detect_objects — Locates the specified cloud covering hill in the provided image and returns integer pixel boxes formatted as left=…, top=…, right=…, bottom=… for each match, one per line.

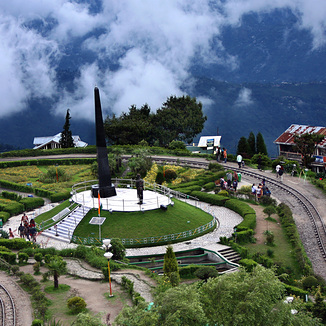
left=0, top=0, right=325, bottom=152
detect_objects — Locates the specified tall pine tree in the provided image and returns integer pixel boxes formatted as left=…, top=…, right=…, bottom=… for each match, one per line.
left=59, top=109, right=74, bottom=148
left=247, top=131, right=256, bottom=157
left=163, top=245, right=180, bottom=286
left=256, top=132, right=268, bottom=155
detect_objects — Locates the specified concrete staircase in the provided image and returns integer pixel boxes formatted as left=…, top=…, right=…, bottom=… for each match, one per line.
left=218, top=247, right=241, bottom=264
left=41, top=205, right=91, bottom=243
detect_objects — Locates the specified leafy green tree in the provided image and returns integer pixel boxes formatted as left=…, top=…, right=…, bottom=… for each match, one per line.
left=155, top=284, right=208, bottom=326
left=263, top=206, right=277, bottom=218
left=71, top=312, right=104, bottom=326
left=59, top=109, right=74, bottom=148
left=115, top=302, right=160, bottom=326
left=200, top=266, right=286, bottom=326
left=256, top=132, right=268, bottom=155
left=153, top=95, right=207, bottom=146
left=128, top=148, right=152, bottom=177
left=163, top=245, right=180, bottom=287
left=110, top=238, right=126, bottom=260
left=46, top=255, right=67, bottom=289
left=237, top=136, right=250, bottom=157
left=293, top=133, right=325, bottom=167
left=105, top=104, right=153, bottom=145
left=247, top=131, right=256, bottom=156
left=312, top=286, right=326, bottom=323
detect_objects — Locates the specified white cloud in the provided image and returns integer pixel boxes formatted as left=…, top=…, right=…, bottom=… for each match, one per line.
left=0, top=0, right=325, bottom=121
left=235, top=88, right=254, bottom=106
left=0, top=15, right=59, bottom=118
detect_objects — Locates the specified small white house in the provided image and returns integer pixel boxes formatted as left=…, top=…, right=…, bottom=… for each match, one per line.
left=33, top=133, right=88, bottom=150
left=198, top=136, right=221, bottom=151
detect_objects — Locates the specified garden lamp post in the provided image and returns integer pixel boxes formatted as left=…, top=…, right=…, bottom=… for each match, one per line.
left=102, top=239, right=114, bottom=297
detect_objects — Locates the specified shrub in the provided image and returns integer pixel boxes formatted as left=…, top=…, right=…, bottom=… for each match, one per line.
left=239, top=259, right=258, bottom=272
left=168, top=140, right=186, bottom=150
left=155, top=171, right=165, bottom=184
left=237, top=213, right=256, bottom=231
left=0, top=211, right=10, bottom=223
left=202, top=182, right=216, bottom=192
left=34, top=253, right=43, bottom=263
left=235, top=229, right=255, bottom=244
left=0, top=230, right=9, bottom=239
left=259, top=196, right=277, bottom=206
left=218, top=190, right=229, bottom=197
left=67, top=296, right=87, bottom=314
left=1, top=191, right=22, bottom=201
left=208, top=162, right=224, bottom=171
left=284, top=284, right=308, bottom=300
left=194, top=266, right=218, bottom=281
left=164, top=169, right=177, bottom=182
left=179, top=264, right=200, bottom=278
left=0, top=238, right=34, bottom=249
left=0, top=251, right=16, bottom=264
left=19, top=197, right=44, bottom=211
left=32, top=319, right=43, bottom=326
left=263, top=206, right=277, bottom=218
left=264, top=230, right=275, bottom=245
left=191, top=191, right=229, bottom=206
left=225, top=199, right=255, bottom=217
left=18, top=252, right=29, bottom=264
left=33, top=262, right=41, bottom=275
left=302, top=276, right=319, bottom=290
left=2, top=201, right=25, bottom=216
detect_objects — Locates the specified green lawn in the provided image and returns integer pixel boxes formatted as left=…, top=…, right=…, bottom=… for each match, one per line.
left=73, top=199, right=214, bottom=239
left=245, top=218, right=301, bottom=278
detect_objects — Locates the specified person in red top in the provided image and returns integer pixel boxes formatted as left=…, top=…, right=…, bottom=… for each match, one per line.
left=9, top=228, right=14, bottom=238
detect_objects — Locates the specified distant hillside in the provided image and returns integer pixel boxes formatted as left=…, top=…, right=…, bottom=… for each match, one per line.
left=193, top=80, right=326, bottom=157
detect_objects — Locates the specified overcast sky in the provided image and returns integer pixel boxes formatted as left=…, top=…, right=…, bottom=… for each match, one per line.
left=0, top=0, right=325, bottom=121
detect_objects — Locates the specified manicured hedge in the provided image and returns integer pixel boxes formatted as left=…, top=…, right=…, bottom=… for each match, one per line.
left=191, top=191, right=230, bottom=206
left=0, top=251, right=16, bottom=264
left=50, top=191, right=71, bottom=202
left=237, top=213, right=256, bottom=231
left=238, top=258, right=258, bottom=272
left=179, top=264, right=201, bottom=278
left=202, top=182, right=216, bottom=192
left=284, top=284, right=308, bottom=300
left=225, top=199, right=256, bottom=217
left=1, top=191, right=22, bottom=201
left=0, top=201, right=24, bottom=216
left=235, top=229, right=254, bottom=244
left=0, top=211, right=10, bottom=223
left=19, top=197, right=44, bottom=211
left=0, top=180, right=33, bottom=192
left=173, top=185, right=202, bottom=194
left=0, top=238, right=34, bottom=250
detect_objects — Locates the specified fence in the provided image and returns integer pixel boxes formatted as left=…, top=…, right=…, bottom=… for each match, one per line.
left=71, top=178, right=200, bottom=210
left=71, top=217, right=216, bottom=247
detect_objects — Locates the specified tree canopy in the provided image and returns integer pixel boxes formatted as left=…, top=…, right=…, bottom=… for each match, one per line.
left=104, top=96, right=206, bottom=147
left=293, top=133, right=325, bottom=167
left=59, top=109, right=74, bottom=148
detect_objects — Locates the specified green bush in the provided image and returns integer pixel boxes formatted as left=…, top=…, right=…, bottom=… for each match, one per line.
left=31, top=319, right=43, bottom=326
left=34, top=253, right=43, bottom=263
left=67, top=296, right=87, bottom=314
left=1, top=191, right=22, bottom=201
left=0, top=251, right=16, bottom=264
left=1, top=201, right=25, bottom=216
left=225, top=199, right=255, bottom=217
left=18, top=252, right=29, bottom=264
left=235, top=229, right=255, bottom=244
left=155, top=171, right=165, bottom=184
left=239, top=259, right=258, bottom=272
left=284, top=284, right=308, bottom=300
left=302, top=276, right=319, bottom=290
left=0, top=211, right=10, bottom=223
left=208, top=162, right=224, bottom=171
left=179, top=264, right=200, bottom=278
left=202, top=182, right=216, bottom=192
left=251, top=154, right=272, bottom=168
left=19, top=197, right=44, bottom=211
left=237, top=213, right=256, bottom=230
left=49, top=191, right=71, bottom=202
left=0, top=238, right=34, bottom=249
left=0, top=230, right=9, bottom=239
left=191, top=191, right=230, bottom=206
left=194, top=266, right=218, bottom=281
left=218, top=190, right=229, bottom=197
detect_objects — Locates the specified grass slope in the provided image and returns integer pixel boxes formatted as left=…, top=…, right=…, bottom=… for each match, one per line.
left=73, top=199, right=213, bottom=240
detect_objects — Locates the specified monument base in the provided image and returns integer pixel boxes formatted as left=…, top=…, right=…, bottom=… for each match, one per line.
left=91, top=184, right=117, bottom=198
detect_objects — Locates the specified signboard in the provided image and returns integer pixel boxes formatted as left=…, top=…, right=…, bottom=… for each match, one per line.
left=89, top=217, right=106, bottom=225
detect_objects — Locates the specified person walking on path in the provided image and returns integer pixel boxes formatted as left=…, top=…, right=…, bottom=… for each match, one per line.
left=223, top=148, right=227, bottom=163
left=236, top=154, right=242, bottom=168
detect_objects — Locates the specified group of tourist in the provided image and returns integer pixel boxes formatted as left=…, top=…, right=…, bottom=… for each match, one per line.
left=251, top=179, right=271, bottom=200
left=17, top=213, right=37, bottom=242
left=218, top=171, right=239, bottom=192
left=216, top=147, right=228, bottom=163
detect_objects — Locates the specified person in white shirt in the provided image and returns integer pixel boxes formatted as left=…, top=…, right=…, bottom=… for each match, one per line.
left=236, top=154, right=243, bottom=168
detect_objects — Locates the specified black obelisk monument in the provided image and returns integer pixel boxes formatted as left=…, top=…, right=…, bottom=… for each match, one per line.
left=91, top=87, right=116, bottom=198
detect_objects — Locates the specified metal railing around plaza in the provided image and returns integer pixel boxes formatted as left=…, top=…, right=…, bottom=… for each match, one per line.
left=71, top=178, right=201, bottom=211
left=71, top=217, right=217, bottom=247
